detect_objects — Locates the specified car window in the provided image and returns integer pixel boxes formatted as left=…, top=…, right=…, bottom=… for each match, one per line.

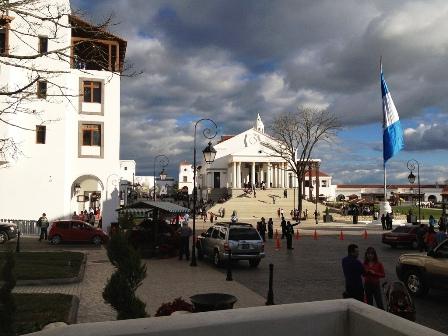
left=393, top=226, right=414, bottom=233
left=436, top=241, right=448, bottom=258
left=219, top=228, right=226, bottom=240
left=206, top=227, right=214, bottom=236
left=211, top=229, right=219, bottom=239
left=229, top=228, right=260, bottom=240
left=71, top=222, right=81, bottom=230
left=57, top=222, right=69, bottom=229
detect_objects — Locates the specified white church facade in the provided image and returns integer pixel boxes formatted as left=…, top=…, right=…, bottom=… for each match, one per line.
left=0, top=1, right=126, bottom=231
left=190, top=115, right=337, bottom=201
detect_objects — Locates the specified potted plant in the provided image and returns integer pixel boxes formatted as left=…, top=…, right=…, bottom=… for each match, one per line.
left=155, top=297, right=194, bottom=316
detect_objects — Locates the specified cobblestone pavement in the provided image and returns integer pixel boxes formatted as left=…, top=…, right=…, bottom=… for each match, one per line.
left=209, top=226, right=448, bottom=335
left=11, top=238, right=264, bottom=323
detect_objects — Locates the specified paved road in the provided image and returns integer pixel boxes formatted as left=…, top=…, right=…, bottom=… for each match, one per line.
left=203, top=228, right=448, bottom=335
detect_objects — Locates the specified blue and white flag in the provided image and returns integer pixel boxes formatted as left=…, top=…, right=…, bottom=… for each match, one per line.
left=381, top=64, right=404, bottom=162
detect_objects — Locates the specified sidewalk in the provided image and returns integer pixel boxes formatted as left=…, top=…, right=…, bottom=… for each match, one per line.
left=13, top=248, right=265, bottom=323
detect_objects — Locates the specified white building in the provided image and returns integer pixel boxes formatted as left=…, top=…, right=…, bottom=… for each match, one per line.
left=193, top=115, right=336, bottom=201
left=0, top=1, right=127, bottom=231
left=178, top=160, right=194, bottom=194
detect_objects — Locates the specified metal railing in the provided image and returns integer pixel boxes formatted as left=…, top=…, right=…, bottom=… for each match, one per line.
left=0, top=219, right=39, bottom=236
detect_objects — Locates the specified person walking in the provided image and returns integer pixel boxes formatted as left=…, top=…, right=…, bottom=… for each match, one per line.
left=380, top=214, right=386, bottom=230
left=37, top=212, right=49, bottom=242
left=231, top=210, right=238, bottom=224
left=424, top=226, right=437, bottom=251
left=283, top=189, right=288, bottom=198
left=285, top=221, right=298, bottom=249
left=385, top=213, right=392, bottom=230
left=253, top=184, right=257, bottom=198
left=342, top=244, right=365, bottom=302
left=280, top=217, right=287, bottom=239
left=363, top=247, right=385, bottom=310
left=177, top=222, right=192, bottom=260
left=259, top=217, right=267, bottom=242
left=416, top=224, right=427, bottom=252
left=267, top=218, right=274, bottom=239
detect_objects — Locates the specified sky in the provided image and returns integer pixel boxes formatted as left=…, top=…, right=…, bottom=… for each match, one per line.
left=72, top=0, right=448, bottom=185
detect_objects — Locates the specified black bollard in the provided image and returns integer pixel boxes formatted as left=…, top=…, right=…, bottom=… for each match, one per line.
left=266, top=263, right=274, bottom=305
left=16, top=230, right=20, bottom=253
left=226, top=249, right=233, bottom=281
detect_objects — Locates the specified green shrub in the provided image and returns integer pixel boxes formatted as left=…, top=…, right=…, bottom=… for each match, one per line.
left=103, top=233, right=147, bottom=320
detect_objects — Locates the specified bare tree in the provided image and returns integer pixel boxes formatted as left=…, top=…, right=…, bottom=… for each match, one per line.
left=263, top=107, right=340, bottom=218
left=0, top=0, right=132, bottom=165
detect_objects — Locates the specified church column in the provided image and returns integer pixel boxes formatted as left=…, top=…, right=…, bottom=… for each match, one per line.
left=308, top=163, right=313, bottom=200
left=280, top=163, right=285, bottom=188
left=274, top=164, right=278, bottom=188
left=233, top=162, right=237, bottom=188
left=316, top=162, right=320, bottom=203
left=284, top=163, right=289, bottom=188
left=236, top=162, right=241, bottom=188
left=251, top=162, right=256, bottom=187
left=267, top=164, right=271, bottom=189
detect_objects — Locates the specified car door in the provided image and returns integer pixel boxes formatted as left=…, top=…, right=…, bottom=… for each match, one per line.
left=426, top=240, right=448, bottom=289
left=201, top=227, right=214, bottom=256
left=208, top=228, right=220, bottom=256
left=79, top=223, right=93, bottom=241
left=70, top=221, right=83, bottom=241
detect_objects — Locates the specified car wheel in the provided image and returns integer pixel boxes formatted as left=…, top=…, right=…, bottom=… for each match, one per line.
left=411, top=241, right=418, bottom=250
left=249, top=259, right=261, bottom=268
left=405, top=270, right=429, bottom=297
left=92, top=235, right=102, bottom=246
left=0, top=231, right=8, bottom=244
left=50, top=235, right=62, bottom=245
left=213, top=250, right=221, bottom=267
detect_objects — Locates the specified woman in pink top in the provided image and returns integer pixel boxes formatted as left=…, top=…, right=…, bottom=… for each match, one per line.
left=363, top=247, right=385, bottom=309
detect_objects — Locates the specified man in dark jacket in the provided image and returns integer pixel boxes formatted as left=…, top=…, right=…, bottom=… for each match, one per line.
left=342, top=244, right=365, bottom=301
left=280, top=217, right=287, bottom=239
left=285, top=221, right=299, bottom=249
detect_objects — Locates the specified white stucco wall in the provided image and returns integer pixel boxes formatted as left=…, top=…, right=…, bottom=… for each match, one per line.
left=0, top=1, right=124, bottom=232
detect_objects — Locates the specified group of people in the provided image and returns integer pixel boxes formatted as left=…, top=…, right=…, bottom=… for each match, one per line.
left=255, top=216, right=297, bottom=250
left=72, top=209, right=99, bottom=226
left=342, top=244, right=385, bottom=309
left=416, top=218, right=447, bottom=252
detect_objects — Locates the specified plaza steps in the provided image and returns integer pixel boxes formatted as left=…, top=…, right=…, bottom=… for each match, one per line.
left=208, top=189, right=326, bottom=220
left=209, top=188, right=229, bottom=202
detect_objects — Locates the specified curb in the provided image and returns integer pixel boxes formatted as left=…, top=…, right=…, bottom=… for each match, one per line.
left=67, top=295, right=80, bottom=324
left=16, top=253, right=87, bottom=286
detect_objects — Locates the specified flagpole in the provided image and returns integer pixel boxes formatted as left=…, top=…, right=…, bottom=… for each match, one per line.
left=381, top=57, right=387, bottom=206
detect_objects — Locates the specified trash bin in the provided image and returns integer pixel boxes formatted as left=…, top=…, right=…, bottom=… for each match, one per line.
left=190, top=293, right=237, bottom=312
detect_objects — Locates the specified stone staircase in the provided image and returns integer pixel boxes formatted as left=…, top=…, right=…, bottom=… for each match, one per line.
left=209, top=189, right=326, bottom=220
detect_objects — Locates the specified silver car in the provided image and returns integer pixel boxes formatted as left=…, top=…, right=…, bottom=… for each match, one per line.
left=196, top=223, right=265, bottom=267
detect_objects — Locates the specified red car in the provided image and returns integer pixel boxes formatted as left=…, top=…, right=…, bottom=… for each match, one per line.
left=382, top=225, right=418, bottom=249
left=49, top=220, right=108, bottom=245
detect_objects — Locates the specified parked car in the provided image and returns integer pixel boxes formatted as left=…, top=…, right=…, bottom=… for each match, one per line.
left=49, top=220, right=108, bottom=245
left=382, top=225, right=418, bottom=249
left=396, top=239, right=448, bottom=296
left=0, top=222, right=18, bottom=244
left=196, top=222, right=265, bottom=267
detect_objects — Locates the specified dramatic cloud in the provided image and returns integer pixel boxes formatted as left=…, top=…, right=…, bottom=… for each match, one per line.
left=71, top=0, right=448, bottom=183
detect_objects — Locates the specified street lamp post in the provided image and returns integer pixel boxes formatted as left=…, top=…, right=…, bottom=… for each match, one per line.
left=407, top=159, right=421, bottom=225
left=153, top=155, right=169, bottom=201
left=191, top=119, right=218, bottom=267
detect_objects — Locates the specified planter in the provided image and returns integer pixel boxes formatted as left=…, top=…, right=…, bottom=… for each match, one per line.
left=190, top=293, right=237, bottom=312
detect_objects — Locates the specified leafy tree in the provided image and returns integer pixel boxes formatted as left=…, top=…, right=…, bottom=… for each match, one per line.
left=0, top=251, right=16, bottom=336
left=103, top=233, right=147, bottom=319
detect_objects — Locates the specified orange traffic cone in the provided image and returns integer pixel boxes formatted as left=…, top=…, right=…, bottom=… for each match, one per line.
left=313, top=229, right=318, bottom=240
left=363, top=230, right=368, bottom=240
left=295, top=229, right=300, bottom=240
left=274, top=229, right=279, bottom=240
left=275, top=237, right=281, bottom=251
left=339, top=230, right=344, bottom=240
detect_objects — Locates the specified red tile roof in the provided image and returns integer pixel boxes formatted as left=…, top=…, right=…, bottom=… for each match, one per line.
left=304, top=168, right=329, bottom=177
left=217, top=135, right=235, bottom=144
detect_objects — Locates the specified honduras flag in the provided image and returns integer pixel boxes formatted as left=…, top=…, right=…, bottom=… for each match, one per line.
left=381, top=65, right=404, bottom=162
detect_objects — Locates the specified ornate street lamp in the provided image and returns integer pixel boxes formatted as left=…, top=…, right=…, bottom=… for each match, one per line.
left=153, top=155, right=169, bottom=201
left=407, top=159, right=421, bottom=225
left=191, top=118, right=218, bottom=267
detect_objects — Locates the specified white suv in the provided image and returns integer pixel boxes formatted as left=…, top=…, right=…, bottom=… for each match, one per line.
left=196, top=223, right=265, bottom=268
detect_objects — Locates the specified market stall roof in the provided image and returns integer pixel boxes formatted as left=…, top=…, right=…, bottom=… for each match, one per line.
left=117, top=201, right=190, bottom=215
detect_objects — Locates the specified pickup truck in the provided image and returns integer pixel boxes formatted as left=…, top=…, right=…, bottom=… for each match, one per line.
left=396, top=239, right=448, bottom=296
